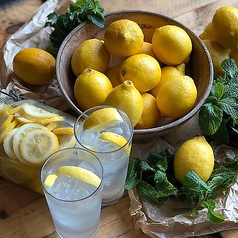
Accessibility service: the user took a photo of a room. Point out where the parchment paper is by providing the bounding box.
[0,0,238,237]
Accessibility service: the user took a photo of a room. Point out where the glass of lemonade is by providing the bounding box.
[74,105,134,205]
[40,147,103,238]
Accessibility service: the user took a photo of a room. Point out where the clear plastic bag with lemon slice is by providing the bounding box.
[0,91,77,193]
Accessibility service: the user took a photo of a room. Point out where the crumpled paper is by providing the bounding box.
[0,0,238,237]
[129,115,238,237]
[0,0,77,110]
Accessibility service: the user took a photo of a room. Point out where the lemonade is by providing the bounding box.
[74,106,134,205]
[40,148,103,238]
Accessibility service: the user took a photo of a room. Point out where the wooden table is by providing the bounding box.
[1,0,238,237]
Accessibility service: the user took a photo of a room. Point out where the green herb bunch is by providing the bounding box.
[125,150,238,224]
[198,58,238,144]
[45,0,105,57]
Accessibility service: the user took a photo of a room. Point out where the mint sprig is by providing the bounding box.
[198,58,238,144]
[44,0,105,57]
[125,150,238,224]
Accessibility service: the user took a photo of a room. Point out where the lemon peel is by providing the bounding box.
[83,107,123,131]
[55,166,101,188]
[100,131,127,147]
[44,174,58,187]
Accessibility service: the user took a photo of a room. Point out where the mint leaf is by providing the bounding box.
[221,58,238,78]
[198,58,238,143]
[203,200,224,224]
[45,0,105,57]
[198,103,223,135]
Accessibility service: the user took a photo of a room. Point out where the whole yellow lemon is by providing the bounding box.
[13,48,56,86]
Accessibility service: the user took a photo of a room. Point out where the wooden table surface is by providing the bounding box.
[1,0,238,238]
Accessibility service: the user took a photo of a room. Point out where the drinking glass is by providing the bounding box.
[40,148,103,238]
[74,105,134,205]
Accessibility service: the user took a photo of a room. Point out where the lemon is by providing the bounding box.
[103,19,144,58]
[20,129,59,165]
[212,6,238,50]
[173,136,214,184]
[156,75,197,119]
[105,65,122,88]
[150,65,184,97]
[52,127,76,149]
[105,80,144,126]
[83,107,123,131]
[44,174,58,187]
[0,114,14,132]
[3,128,18,159]
[0,119,18,143]
[100,131,127,147]
[21,103,59,119]
[136,41,157,58]
[13,48,56,86]
[120,54,161,93]
[199,22,217,41]
[74,68,113,111]
[202,39,229,78]
[152,25,192,65]
[55,165,101,187]
[12,123,48,164]
[71,38,110,76]
[135,93,160,129]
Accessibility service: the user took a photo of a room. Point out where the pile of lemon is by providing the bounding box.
[199,6,238,78]
[71,19,198,129]
[0,102,76,192]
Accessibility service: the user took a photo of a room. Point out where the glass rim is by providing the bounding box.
[74,105,134,153]
[40,147,103,202]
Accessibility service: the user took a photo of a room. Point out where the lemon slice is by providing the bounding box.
[44,174,58,187]
[12,123,48,164]
[0,114,14,131]
[83,107,123,131]
[20,129,59,165]
[52,127,76,149]
[21,103,59,119]
[3,128,18,159]
[52,127,74,135]
[56,165,101,187]
[100,131,127,147]
[0,119,18,143]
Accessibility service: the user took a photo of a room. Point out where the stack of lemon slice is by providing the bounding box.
[0,102,76,191]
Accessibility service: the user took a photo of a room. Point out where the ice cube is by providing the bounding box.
[48,174,96,200]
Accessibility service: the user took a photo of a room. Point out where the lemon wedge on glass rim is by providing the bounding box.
[83,107,123,131]
[44,166,101,188]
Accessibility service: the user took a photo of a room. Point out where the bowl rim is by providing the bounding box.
[56,10,214,137]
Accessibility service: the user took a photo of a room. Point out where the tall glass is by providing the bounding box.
[40,148,103,238]
[74,105,134,205]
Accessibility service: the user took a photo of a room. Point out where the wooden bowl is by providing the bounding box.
[56,10,213,141]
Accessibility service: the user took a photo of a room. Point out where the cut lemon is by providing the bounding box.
[0,119,18,143]
[53,127,74,135]
[83,107,123,131]
[12,123,48,164]
[100,132,127,147]
[0,114,14,132]
[56,165,101,187]
[44,174,58,187]
[52,127,76,149]
[3,128,18,159]
[21,103,59,119]
[20,129,59,165]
